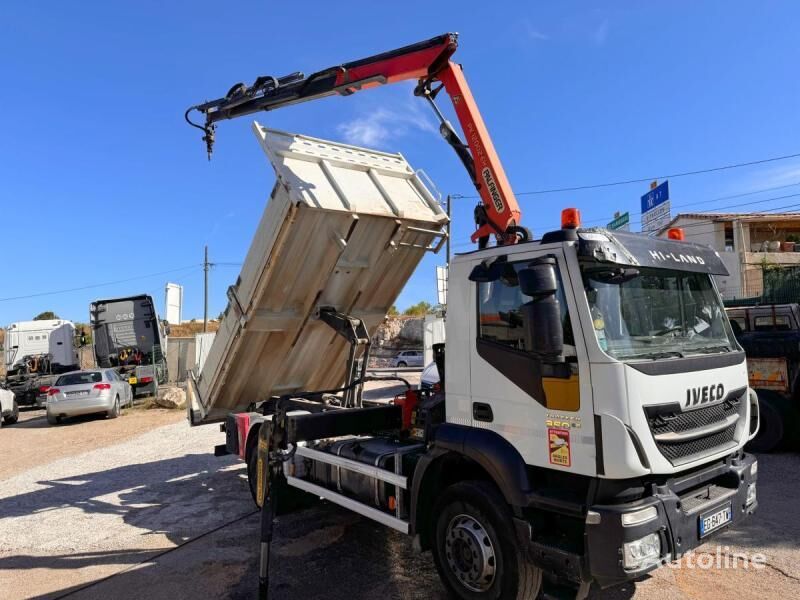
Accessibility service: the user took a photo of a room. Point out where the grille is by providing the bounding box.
[646,395,744,465]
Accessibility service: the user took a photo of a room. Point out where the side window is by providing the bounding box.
[753,315,790,331]
[477,260,575,356]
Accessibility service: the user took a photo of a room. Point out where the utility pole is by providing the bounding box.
[446,194,452,268]
[203,245,210,333]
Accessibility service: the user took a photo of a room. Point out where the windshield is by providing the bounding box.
[55,372,102,386]
[581,265,737,361]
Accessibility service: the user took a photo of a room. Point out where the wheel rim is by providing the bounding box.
[444,514,496,592]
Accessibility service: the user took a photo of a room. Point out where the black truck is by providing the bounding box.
[90,294,169,397]
[726,303,800,451]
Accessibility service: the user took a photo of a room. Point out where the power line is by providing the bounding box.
[453,151,800,199]
[450,192,800,250]
[0,265,201,303]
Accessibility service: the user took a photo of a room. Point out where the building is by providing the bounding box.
[657,212,800,300]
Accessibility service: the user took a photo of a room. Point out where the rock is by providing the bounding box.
[155,386,186,409]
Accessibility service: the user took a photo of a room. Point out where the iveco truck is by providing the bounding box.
[185,33,759,600]
[90,294,168,397]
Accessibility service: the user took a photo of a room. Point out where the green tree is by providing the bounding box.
[387,305,399,317]
[34,311,59,320]
[402,301,433,316]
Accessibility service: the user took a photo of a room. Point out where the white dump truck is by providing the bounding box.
[186,33,759,600]
[3,319,79,407]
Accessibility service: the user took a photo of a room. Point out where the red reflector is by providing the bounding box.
[561,208,581,229]
[48,388,60,396]
[139,376,153,384]
[667,227,685,241]
[93,383,112,390]
[39,385,51,393]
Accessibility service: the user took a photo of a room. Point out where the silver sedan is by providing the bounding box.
[47,369,132,425]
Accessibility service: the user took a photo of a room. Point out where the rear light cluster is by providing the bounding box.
[94,383,112,390]
[139,376,153,384]
[39,385,51,393]
[48,388,60,396]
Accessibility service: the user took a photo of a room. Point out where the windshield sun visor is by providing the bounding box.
[578,229,729,276]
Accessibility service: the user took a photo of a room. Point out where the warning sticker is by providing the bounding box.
[548,427,571,467]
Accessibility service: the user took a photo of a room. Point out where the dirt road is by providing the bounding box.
[1,387,799,599]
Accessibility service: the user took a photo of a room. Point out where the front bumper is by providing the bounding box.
[586,452,758,588]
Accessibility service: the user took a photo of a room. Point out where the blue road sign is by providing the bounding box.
[641,181,670,214]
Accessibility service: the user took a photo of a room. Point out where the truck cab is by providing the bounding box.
[436,219,758,587]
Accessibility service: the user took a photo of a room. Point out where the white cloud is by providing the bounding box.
[337,102,438,147]
[522,19,549,41]
[592,18,610,45]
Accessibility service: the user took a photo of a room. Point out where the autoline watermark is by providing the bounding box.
[671,546,767,570]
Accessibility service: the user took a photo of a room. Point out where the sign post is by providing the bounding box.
[641,180,671,233]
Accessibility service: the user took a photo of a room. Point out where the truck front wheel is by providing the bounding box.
[431,481,541,600]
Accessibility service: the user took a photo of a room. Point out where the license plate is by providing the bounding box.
[699,503,732,537]
[129,377,137,385]
[67,390,89,397]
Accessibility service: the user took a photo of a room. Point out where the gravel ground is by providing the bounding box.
[1,379,799,600]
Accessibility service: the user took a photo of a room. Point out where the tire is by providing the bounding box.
[431,481,542,600]
[3,400,19,425]
[397,361,407,368]
[246,440,316,514]
[107,396,120,419]
[47,413,59,425]
[746,391,784,453]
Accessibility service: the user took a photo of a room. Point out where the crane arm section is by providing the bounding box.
[186,33,523,246]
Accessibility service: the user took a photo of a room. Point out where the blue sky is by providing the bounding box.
[2,1,800,325]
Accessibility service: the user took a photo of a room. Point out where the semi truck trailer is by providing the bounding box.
[186,33,759,600]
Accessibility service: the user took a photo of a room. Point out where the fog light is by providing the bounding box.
[621,506,658,527]
[750,461,758,477]
[622,533,661,570]
[746,483,757,506]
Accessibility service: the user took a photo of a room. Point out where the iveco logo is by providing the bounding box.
[686,383,725,407]
[481,167,505,214]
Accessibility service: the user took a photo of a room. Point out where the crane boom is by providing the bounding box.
[186,33,525,246]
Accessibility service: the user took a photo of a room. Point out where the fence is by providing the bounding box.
[723,265,800,307]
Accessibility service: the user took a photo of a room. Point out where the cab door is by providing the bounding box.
[467,247,598,476]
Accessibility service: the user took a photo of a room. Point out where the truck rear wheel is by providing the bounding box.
[3,399,19,425]
[431,481,541,600]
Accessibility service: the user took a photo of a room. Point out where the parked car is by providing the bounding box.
[419,361,440,391]
[0,386,19,426]
[46,369,132,425]
[390,350,423,368]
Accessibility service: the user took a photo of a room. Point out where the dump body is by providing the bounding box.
[190,124,447,424]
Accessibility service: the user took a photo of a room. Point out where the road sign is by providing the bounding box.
[607,212,630,231]
[641,181,671,233]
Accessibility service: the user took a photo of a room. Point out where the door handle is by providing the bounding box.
[473,402,494,422]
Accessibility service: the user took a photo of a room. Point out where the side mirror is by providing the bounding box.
[518,258,557,297]
[522,296,564,362]
[520,258,564,361]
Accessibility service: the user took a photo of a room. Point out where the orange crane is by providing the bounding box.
[186,33,527,248]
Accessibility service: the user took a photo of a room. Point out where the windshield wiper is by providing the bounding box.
[620,350,685,360]
[687,345,732,355]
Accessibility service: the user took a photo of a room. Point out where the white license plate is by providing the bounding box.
[699,503,732,537]
[67,391,89,398]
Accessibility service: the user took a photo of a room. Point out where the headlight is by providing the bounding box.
[621,506,658,527]
[746,483,757,506]
[622,533,661,570]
